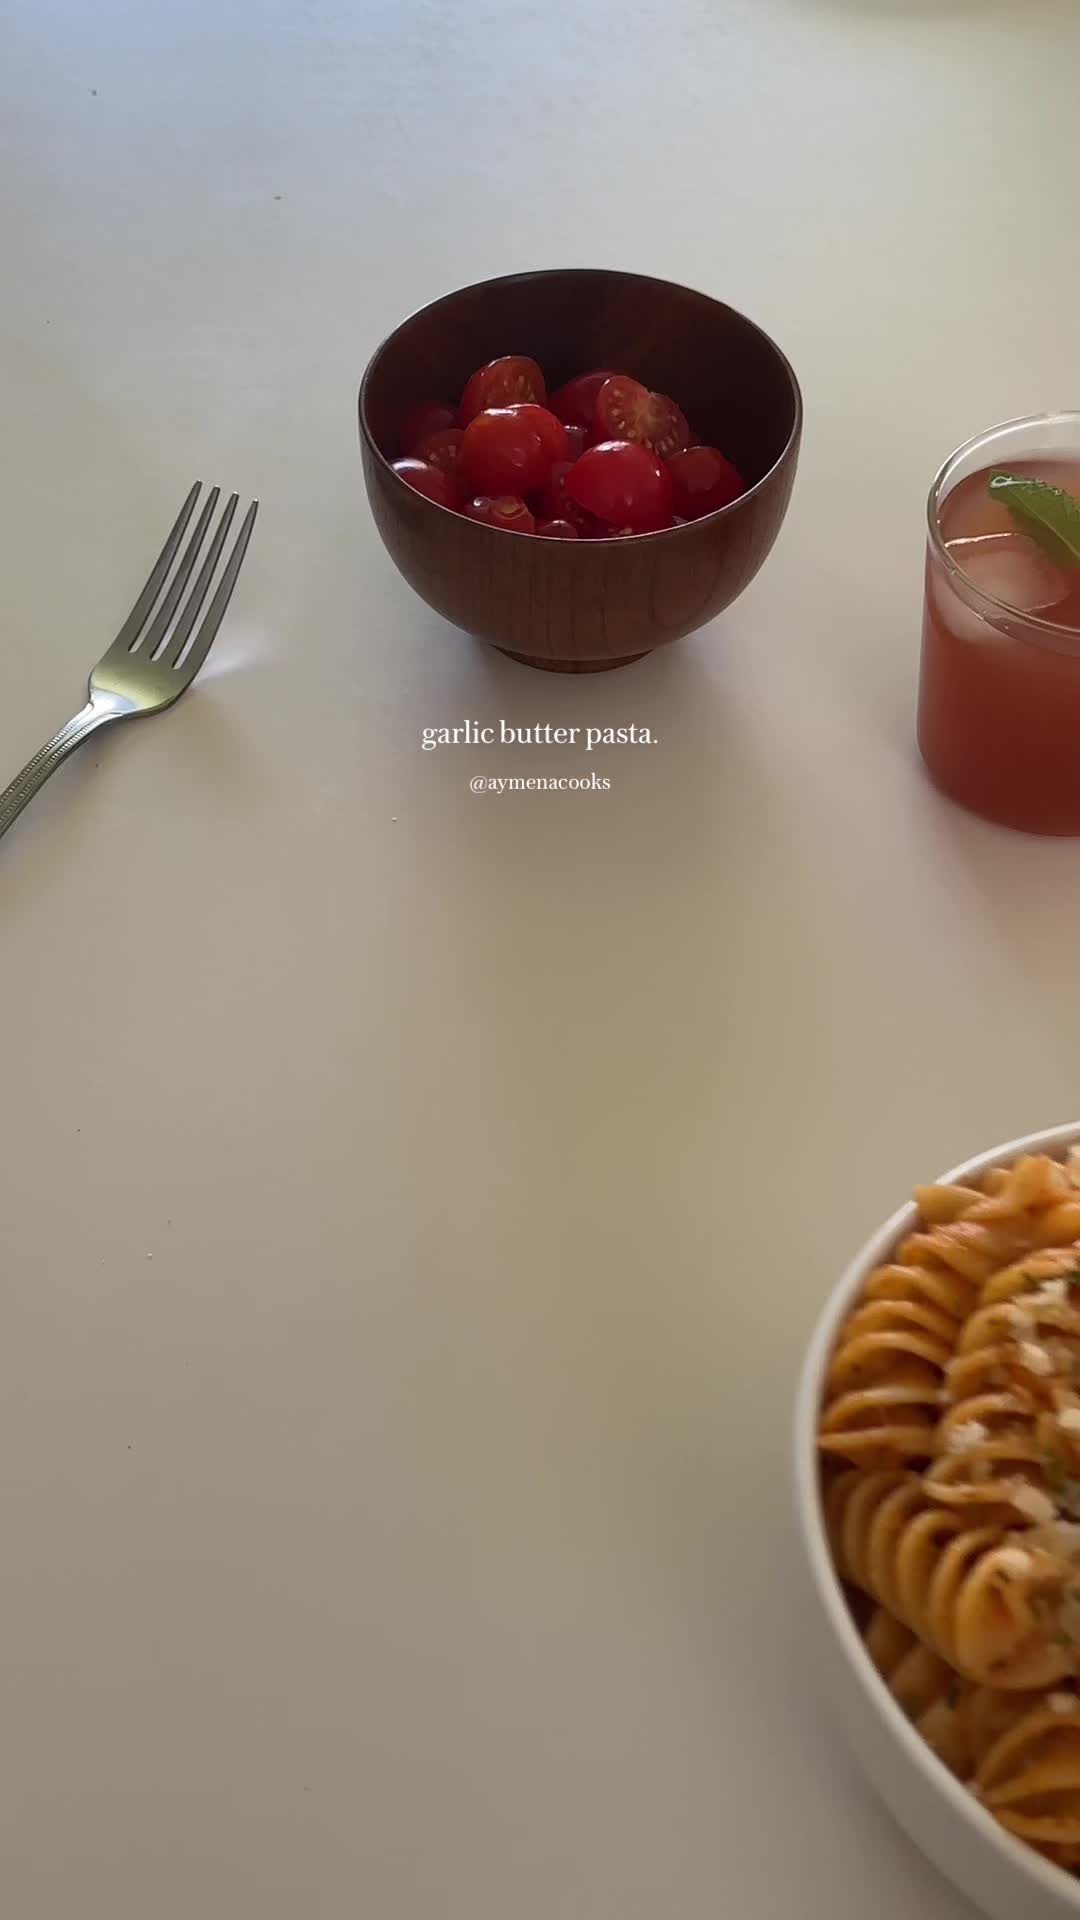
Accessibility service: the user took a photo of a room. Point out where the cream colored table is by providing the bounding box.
[3,2,1079,1915]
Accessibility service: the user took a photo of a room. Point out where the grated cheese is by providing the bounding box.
[945,1420,989,1455]
[1030,1278,1069,1310]
[1011,1484,1057,1524]
[1020,1342,1053,1376]
[996,1545,1036,1575]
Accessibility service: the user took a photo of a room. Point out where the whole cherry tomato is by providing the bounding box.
[459,355,546,424]
[391,458,461,509]
[667,445,746,517]
[594,375,690,460]
[562,424,588,460]
[399,402,457,455]
[414,427,463,477]
[510,403,566,466]
[459,405,567,496]
[464,494,536,533]
[565,440,673,531]
[548,369,615,430]
[536,518,580,539]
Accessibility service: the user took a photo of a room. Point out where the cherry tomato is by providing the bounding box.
[549,369,615,430]
[667,445,746,518]
[399,402,457,456]
[509,403,566,466]
[459,405,567,496]
[464,495,536,533]
[414,426,463,477]
[565,440,673,532]
[562,424,588,460]
[537,461,595,533]
[460,355,546,425]
[536,518,580,539]
[594,375,690,460]
[594,519,675,538]
[392,458,461,509]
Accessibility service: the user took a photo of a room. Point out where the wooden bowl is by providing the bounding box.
[359,268,802,672]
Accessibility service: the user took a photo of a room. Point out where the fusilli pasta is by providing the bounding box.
[862,1604,1080,1865]
[818,1146,1080,1885]
[819,1158,1079,1472]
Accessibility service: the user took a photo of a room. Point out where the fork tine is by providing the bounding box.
[112,482,202,652]
[172,500,258,684]
[132,486,220,657]
[155,493,238,670]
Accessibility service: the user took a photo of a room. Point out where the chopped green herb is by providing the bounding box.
[1060,1477,1080,1517]
[1046,1454,1068,1494]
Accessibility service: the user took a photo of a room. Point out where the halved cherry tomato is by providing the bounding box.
[459,405,567,496]
[459,355,546,425]
[549,369,615,430]
[537,461,595,533]
[594,375,690,460]
[392,458,461,509]
[399,402,457,456]
[594,520,675,537]
[536,518,580,539]
[667,445,745,518]
[414,427,463,477]
[464,495,536,533]
[565,440,673,531]
[562,424,588,460]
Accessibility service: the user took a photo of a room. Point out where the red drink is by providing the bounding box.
[918,421,1080,834]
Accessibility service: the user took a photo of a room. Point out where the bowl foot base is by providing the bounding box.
[493,647,650,673]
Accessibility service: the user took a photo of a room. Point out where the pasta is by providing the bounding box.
[819,1145,1080,1881]
[862,1605,1047,1779]
[928,1247,1080,1523]
[827,1468,1069,1689]
[862,1603,1080,1866]
[863,1604,974,1774]
[818,1157,1079,1472]
[976,1694,1080,1866]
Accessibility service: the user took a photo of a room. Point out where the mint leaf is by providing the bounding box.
[990,471,1080,567]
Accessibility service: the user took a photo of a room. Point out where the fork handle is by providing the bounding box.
[0,703,120,843]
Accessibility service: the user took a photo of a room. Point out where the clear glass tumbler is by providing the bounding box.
[918,411,1080,834]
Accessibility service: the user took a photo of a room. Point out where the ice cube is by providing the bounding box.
[936,533,1068,642]
[941,477,1016,542]
[931,577,995,644]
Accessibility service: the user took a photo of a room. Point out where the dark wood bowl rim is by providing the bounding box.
[358,267,803,547]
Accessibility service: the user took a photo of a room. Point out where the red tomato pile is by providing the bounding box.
[391,355,746,538]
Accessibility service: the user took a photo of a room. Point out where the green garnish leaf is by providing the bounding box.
[1060,1477,1080,1518]
[990,471,1080,567]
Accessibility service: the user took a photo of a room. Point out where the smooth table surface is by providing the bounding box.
[3,1,1080,1915]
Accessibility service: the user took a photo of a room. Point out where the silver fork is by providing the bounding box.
[0,482,258,843]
